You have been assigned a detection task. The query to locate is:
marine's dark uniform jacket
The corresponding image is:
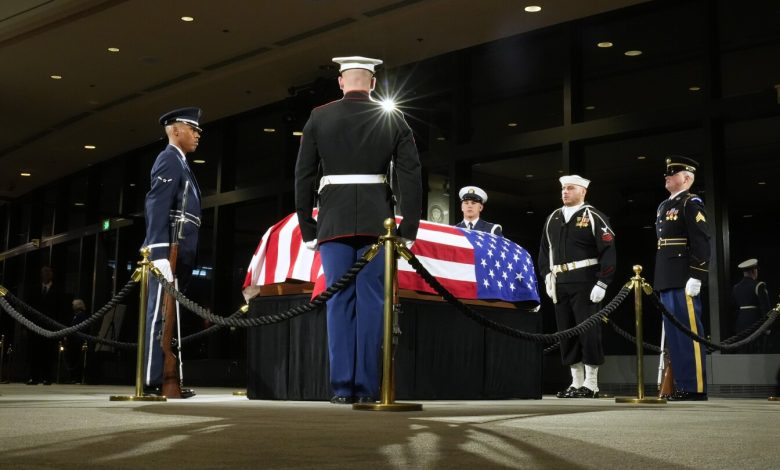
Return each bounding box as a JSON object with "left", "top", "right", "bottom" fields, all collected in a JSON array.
[
  {"left": 538, "top": 205, "right": 616, "bottom": 285},
  {"left": 455, "top": 219, "right": 503, "bottom": 236},
  {"left": 143, "top": 144, "right": 201, "bottom": 265},
  {"left": 653, "top": 191, "right": 710, "bottom": 291},
  {"left": 295, "top": 91, "right": 422, "bottom": 243},
  {"left": 732, "top": 277, "right": 771, "bottom": 315}
]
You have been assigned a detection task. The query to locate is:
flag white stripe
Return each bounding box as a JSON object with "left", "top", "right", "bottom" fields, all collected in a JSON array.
[
  {"left": 273, "top": 217, "right": 298, "bottom": 282},
  {"left": 415, "top": 227, "right": 472, "bottom": 247},
  {"left": 398, "top": 255, "right": 476, "bottom": 282}
]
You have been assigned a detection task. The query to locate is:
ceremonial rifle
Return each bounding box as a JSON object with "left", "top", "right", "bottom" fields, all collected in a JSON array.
[{"left": 161, "top": 180, "right": 189, "bottom": 398}]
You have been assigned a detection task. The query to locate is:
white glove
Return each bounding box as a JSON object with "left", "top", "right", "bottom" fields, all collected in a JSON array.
[
  {"left": 589, "top": 284, "right": 606, "bottom": 303},
  {"left": 403, "top": 238, "right": 415, "bottom": 249},
  {"left": 685, "top": 278, "right": 701, "bottom": 297},
  {"left": 544, "top": 273, "right": 555, "bottom": 299},
  {"left": 152, "top": 258, "right": 173, "bottom": 282},
  {"left": 304, "top": 239, "right": 318, "bottom": 251},
  {"left": 531, "top": 304, "right": 541, "bottom": 313}
]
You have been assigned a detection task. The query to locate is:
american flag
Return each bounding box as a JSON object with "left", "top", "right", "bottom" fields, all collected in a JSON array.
[{"left": 242, "top": 213, "right": 540, "bottom": 304}]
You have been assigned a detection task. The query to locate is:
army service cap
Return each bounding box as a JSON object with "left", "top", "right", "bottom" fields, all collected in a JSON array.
[{"left": 666, "top": 155, "right": 699, "bottom": 176}]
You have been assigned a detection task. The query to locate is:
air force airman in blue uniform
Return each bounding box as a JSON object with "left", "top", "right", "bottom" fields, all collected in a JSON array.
[
  {"left": 142, "top": 107, "right": 202, "bottom": 398},
  {"left": 654, "top": 156, "right": 710, "bottom": 401},
  {"left": 295, "top": 56, "right": 422, "bottom": 404},
  {"left": 454, "top": 186, "right": 503, "bottom": 236}
]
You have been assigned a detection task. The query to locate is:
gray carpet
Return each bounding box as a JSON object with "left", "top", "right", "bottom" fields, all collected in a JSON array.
[{"left": 1, "top": 384, "right": 778, "bottom": 469}]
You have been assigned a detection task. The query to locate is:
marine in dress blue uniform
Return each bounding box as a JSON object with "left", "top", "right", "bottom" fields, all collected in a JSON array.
[
  {"left": 295, "top": 56, "right": 422, "bottom": 404},
  {"left": 654, "top": 156, "right": 710, "bottom": 401},
  {"left": 732, "top": 258, "right": 771, "bottom": 353},
  {"left": 142, "top": 107, "right": 202, "bottom": 398},
  {"left": 538, "top": 175, "right": 616, "bottom": 398},
  {"left": 454, "top": 186, "right": 503, "bottom": 236}
]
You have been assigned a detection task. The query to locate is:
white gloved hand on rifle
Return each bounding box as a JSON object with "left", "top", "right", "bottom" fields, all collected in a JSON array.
[
  {"left": 304, "top": 239, "right": 318, "bottom": 251},
  {"left": 589, "top": 284, "right": 606, "bottom": 303},
  {"left": 685, "top": 277, "right": 701, "bottom": 297},
  {"left": 544, "top": 273, "right": 555, "bottom": 300},
  {"left": 152, "top": 258, "right": 173, "bottom": 282}
]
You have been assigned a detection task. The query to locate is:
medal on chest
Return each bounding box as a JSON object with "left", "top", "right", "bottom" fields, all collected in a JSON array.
[
  {"left": 665, "top": 208, "right": 679, "bottom": 221},
  {"left": 575, "top": 214, "right": 590, "bottom": 228}
]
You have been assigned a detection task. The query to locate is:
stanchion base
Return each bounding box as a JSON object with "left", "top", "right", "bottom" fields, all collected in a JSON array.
[
  {"left": 353, "top": 402, "right": 423, "bottom": 412},
  {"left": 768, "top": 396, "right": 779, "bottom": 401},
  {"left": 597, "top": 393, "right": 614, "bottom": 399},
  {"left": 109, "top": 395, "right": 167, "bottom": 402},
  {"left": 615, "top": 396, "right": 667, "bottom": 404},
  {"left": 233, "top": 390, "right": 247, "bottom": 396}
]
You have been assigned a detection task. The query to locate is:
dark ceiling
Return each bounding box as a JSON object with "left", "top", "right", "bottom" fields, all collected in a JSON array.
[{"left": 0, "top": 0, "right": 647, "bottom": 200}]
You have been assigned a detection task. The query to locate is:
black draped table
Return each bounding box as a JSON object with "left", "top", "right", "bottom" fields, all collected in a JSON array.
[{"left": 247, "top": 289, "right": 542, "bottom": 400}]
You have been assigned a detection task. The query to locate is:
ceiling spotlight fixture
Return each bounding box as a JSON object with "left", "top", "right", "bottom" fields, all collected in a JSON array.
[
  {"left": 263, "top": 128, "right": 276, "bottom": 133},
  {"left": 436, "top": 136, "right": 446, "bottom": 141},
  {"left": 107, "top": 47, "right": 120, "bottom": 52},
  {"left": 507, "top": 122, "right": 518, "bottom": 127},
  {"left": 525, "top": 174, "right": 534, "bottom": 178},
  {"left": 74, "top": 202, "right": 85, "bottom": 207},
  {"left": 597, "top": 42, "right": 613, "bottom": 48},
  {"left": 20, "top": 172, "right": 31, "bottom": 177},
  {"left": 758, "top": 181, "right": 766, "bottom": 185},
  {"left": 292, "top": 131, "right": 303, "bottom": 136},
  {"left": 688, "top": 86, "right": 701, "bottom": 91},
  {"left": 637, "top": 155, "right": 646, "bottom": 160},
  {"left": 585, "top": 105, "right": 596, "bottom": 110},
  {"left": 50, "top": 75, "right": 62, "bottom": 80},
  {"left": 129, "top": 183, "right": 136, "bottom": 187},
  {"left": 743, "top": 214, "right": 753, "bottom": 218},
  {"left": 526, "top": 210, "right": 535, "bottom": 215},
  {"left": 84, "top": 145, "right": 96, "bottom": 150},
  {"left": 192, "top": 159, "right": 206, "bottom": 164},
  {"left": 524, "top": 6, "right": 542, "bottom": 13},
  {"left": 181, "top": 16, "right": 195, "bottom": 22},
  {"left": 624, "top": 50, "right": 643, "bottom": 57}
]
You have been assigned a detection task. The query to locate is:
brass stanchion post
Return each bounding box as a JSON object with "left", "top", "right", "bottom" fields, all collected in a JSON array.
[
  {"left": 56, "top": 340, "right": 64, "bottom": 384},
  {"left": 233, "top": 304, "right": 250, "bottom": 397},
  {"left": 353, "top": 219, "right": 422, "bottom": 412},
  {"left": 616, "top": 265, "right": 666, "bottom": 404},
  {"left": 110, "top": 248, "right": 166, "bottom": 401},
  {"left": 80, "top": 340, "right": 88, "bottom": 384},
  {"left": 0, "top": 334, "right": 6, "bottom": 384}
]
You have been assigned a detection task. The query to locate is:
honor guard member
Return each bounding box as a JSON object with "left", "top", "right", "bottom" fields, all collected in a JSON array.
[
  {"left": 654, "top": 156, "right": 710, "bottom": 401},
  {"left": 732, "top": 258, "right": 771, "bottom": 353},
  {"left": 294, "top": 56, "right": 422, "bottom": 404},
  {"left": 538, "top": 175, "right": 616, "bottom": 398},
  {"left": 454, "top": 186, "right": 503, "bottom": 236},
  {"left": 142, "top": 107, "right": 203, "bottom": 398}
]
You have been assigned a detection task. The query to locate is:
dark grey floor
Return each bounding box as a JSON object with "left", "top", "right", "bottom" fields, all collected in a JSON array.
[{"left": 1, "top": 384, "right": 778, "bottom": 469}]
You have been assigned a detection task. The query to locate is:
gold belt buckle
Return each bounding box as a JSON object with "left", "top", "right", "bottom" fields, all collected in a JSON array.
[{"left": 561, "top": 264, "right": 569, "bottom": 272}]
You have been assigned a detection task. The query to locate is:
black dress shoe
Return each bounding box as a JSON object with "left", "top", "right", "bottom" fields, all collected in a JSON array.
[
  {"left": 143, "top": 385, "right": 163, "bottom": 396},
  {"left": 26, "top": 379, "right": 39, "bottom": 385},
  {"left": 571, "top": 386, "right": 599, "bottom": 398},
  {"left": 179, "top": 388, "right": 196, "bottom": 399},
  {"left": 667, "top": 390, "right": 708, "bottom": 401},
  {"left": 355, "top": 396, "right": 376, "bottom": 404},
  {"left": 330, "top": 395, "right": 354, "bottom": 404},
  {"left": 556, "top": 386, "right": 577, "bottom": 398}
]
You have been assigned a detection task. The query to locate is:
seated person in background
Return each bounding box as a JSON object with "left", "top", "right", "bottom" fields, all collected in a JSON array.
[{"left": 454, "top": 186, "right": 502, "bottom": 236}]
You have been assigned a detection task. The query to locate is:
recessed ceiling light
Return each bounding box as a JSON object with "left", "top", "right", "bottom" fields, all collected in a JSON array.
[
  {"left": 585, "top": 105, "right": 596, "bottom": 110},
  {"left": 20, "top": 172, "right": 31, "bottom": 177},
  {"left": 84, "top": 145, "right": 96, "bottom": 150},
  {"left": 743, "top": 214, "right": 753, "bottom": 218},
  {"left": 292, "top": 131, "right": 303, "bottom": 136},
  {"left": 181, "top": 16, "right": 194, "bottom": 22},
  {"left": 758, "top": 181, "right": 766, "bottom": 185},
  {"left": 436, "top": 136, "right": 446, "bottom": 141},
  {"left": 597, "top": 42, "right": 613, "bottom": 48},
  {"left": 129, "top": 183, "right": 136, "bottom": 187},
  {"left": 192, "top": 159, "right": 206, "bottom": 164},
  {"left": 628, "top": 199, "right": 634, "bottom": 203},
  {"left": 507, "top": 122, "right": 518, "bottom": 127},
  {"left": 624, "top": 50, "right": 643, "bottom": 57},
  {"left": 637, "top": 155, "right": 646, "bottom": 160},
  {"left": 526, "top": 210, "right": 535, "bottom": 215},
  {"left": 50, "top": 75, "right": 62, "bottom": 80},
  {"left": 525, "top": 174, "right": 534, "bottom": 178},
  {"left": 643, "top": 225, "right": 652, "bottom": 229},
  {"left": 107, "top": 47, "right": 120, "bottom": 52},
  {"left": 263, "top": 128, "right": 276, "bottom": 133},
  {"left": 74, "top": 202, "right": 85, "bottom": 206},
  {"left": 688, "top": 86, "right": 701, "bottom": 91},
  {"left": 524, "top": 6, "right": 542, "bottom": 13}
]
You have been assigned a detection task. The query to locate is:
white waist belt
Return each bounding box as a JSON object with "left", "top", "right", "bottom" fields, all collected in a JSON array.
[
  {"left": 552, "top": 258, "right": 598, "bottom": 274},
  {"left": 318, "top": 174, "right": 386, "bottom": 193}
]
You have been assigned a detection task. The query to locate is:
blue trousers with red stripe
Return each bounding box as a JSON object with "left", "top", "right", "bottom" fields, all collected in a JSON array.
[
  {"left": 319, "top": 238, "right": 385, "bottom": 399},
  {"left": 659, "top": 289, "right": 707, "bottom": 393}
]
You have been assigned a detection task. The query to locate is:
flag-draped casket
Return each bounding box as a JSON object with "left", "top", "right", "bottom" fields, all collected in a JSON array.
[{"left": 242, "top": 213, "right": 540, "bottom": 305}]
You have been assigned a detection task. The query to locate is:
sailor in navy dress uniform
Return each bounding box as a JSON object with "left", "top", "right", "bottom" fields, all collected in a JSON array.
[
  {"left": 732, "top": 258, "right": 771, "bottom": 353},
  {"left": 142, "top": 107, "right": 202, "bottom": 398},
  {"left": 538, "top": 175, "right": 616, "bottom": 398},
  {"left": 654, "top": 156, "right": 710, "bottom": 401},
  {"left": 454, "top": 186, "right": 503, "bottom": 236},
  {"left": 294, "top": 56, "right": 422, "bottom": 404}
]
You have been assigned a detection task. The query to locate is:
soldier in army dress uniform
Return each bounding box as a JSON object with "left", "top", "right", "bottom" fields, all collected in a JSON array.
[
  {"left": 539, "top": 175, "right": 616, "bottom": 398},
  {"left": 454, "top": 186, "right": 503, "bottom": 236},
  {"left": 654, "top": 156, "right": 710, "bottom": 401},
  {"left": 142, "top": 107, "right": 203, "bottom": 398},
  {"left": 295, "top": 56, "right": 422, "bottom": 404}
]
